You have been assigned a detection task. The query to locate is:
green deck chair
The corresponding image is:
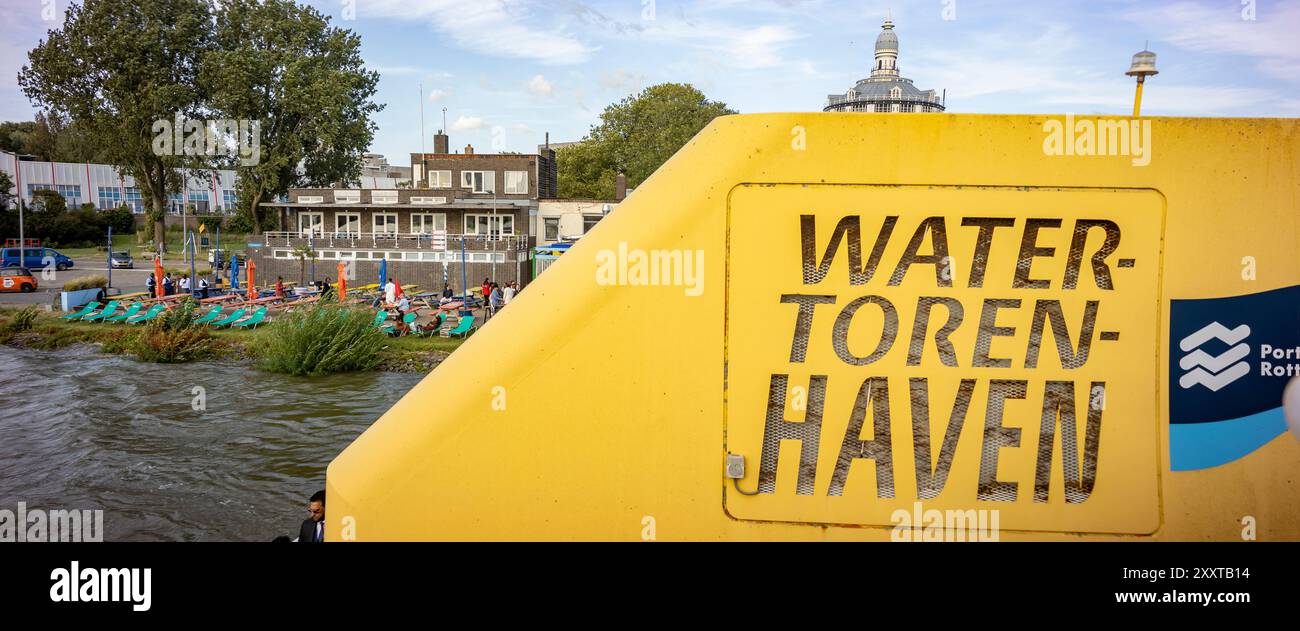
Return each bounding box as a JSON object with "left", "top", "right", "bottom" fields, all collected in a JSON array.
[
  {"left": 193, "top": 305, "right": 225, "bottom": 324},
  {"left": 103, "top": 302, "right": 143, "bottom": 323},
  {"left": 447, "top": 315, "right": 475, "bottom": 338},
  {"left": 230, "top": 307, "right": 267, "bottom": 329},
  {"left": 209, "top": 308, "right": 247, "bottom": 328},
  {"left": 127, "top": 304, "right": 166, "bottom": 324},
  {"left": 82, "top": 300, "right": 120, "bottom": 322},
  {"left": 371, "top": 310, "right": 390, "bottom": 328},
  {"left": 62, "top": 301, "right": 100, "bottom": 320},
  {"left": 415, "top": 313, "right": 445, "bottom": 337}
]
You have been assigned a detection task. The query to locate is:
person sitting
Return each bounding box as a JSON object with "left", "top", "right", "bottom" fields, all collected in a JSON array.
[
  {"left": 397, "top": 294, "right": 410, "bottom": 313},
  {"left": 440, "top": 284, "right": 454, "bottom": 304},
  {"left": 418, "top": 313, "right": 444, "bottom": 335}
]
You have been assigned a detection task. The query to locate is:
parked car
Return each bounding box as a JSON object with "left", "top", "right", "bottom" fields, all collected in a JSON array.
[
  {"left": 1, "top": 247, "right": 73, "bottom": 270},
  {"left": 0, "top": 266, "right": 37, "bottom": 292},
  {"left": 110, "top": 251, "right": 134, "bottom": 269}
]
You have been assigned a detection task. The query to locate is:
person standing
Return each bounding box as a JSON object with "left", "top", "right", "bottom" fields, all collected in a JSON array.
[
  {"left": 384, "top": 277, "right": 397, "bottom": 305},
  {"left": 145, "top": 273, "right": 156, "bottom": 296},
  {"left": 162, "top": 273, "right": 174, "bottom": 296},
  {"left": 503, "top": 281, "right": 516, "bottom": 305},
  {"left": 298, "top": 490, "right": 326, "bottom": 543},
  {"left": 489, "top": 282, "right": 504, "bottom": 318},
  {"left": 179, "top": 274, "right": 191, "bottom": 295},
  {"left": 197, "top": 276, "right": 209, "bottom": 299},
  {"left": 275, "top": 276, "right": 285, "bottom": 299}
]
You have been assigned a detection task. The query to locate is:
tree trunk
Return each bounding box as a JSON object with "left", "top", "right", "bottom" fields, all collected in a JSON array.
[
  {"left": 153, "top": 193, "right": 167, "bottom": 255},
  {"left": 248, "top": 189, "right": 264, "bottom": 235}
]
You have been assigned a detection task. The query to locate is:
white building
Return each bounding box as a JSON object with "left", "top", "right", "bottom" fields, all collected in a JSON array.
[
  {"left": 824, "top": 17, "right": 945, "bottom": 113},
  {"left": 0, "top": 150, "right": 406, "bottom": 214}
]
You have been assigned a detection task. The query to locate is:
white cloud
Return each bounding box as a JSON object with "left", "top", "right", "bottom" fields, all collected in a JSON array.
[
  {"left": 358, "top": 0, "right": 596, "bottom": 65},
  {"left": 527, "top": 75, "right": 554, "bottom": 97},
  {"left": 1119, "top": 1, "right": 1300, "bottom": 83},
  {"left": 599, "top": 69, "right": 645, "bottom": 94},
  {"left": 428, "top": 89, "right": 452, "bottom": 102},
  {"left": 452, "top": 115, "right": 485, "bottom": 131}
]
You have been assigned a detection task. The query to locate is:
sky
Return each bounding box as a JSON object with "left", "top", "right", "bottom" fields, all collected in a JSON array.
[{"left": 1, "top": 0, "right": 1297, "bottom": 161}]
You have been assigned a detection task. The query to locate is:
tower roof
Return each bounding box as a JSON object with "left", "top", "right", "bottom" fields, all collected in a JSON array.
[{"left": 875, "top": 18, "right": 898, "bottom": 51}]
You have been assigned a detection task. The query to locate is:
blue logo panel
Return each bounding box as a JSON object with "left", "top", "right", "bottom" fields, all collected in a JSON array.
[{"left": 1168, "top": 285, "right": 1299, "bottom": 470}]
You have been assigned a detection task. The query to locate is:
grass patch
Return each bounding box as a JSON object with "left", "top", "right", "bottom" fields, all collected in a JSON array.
[
  {"left": 129, "top": 297, "right": 214, "bottom": 363},
  {"left": 257, "top": 300, "right": 388, "bottom": 376},
  {"left": 62, "top": 275, "right": 109, "bottom": 291}
]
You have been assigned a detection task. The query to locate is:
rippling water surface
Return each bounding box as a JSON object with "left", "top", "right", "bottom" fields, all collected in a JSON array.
[{"left": 0, "top": 345, "right": 422, "bottom": 541}]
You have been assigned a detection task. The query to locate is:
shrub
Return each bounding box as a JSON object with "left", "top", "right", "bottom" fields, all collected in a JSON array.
[
  {"left": 258, "top": 300, "right": 385, "bottom": 376},
  {"left": 7, "top": 306, "right": 39, "bottom": 332},
  {"left": 129, "top": 297, "right": 213, "bottom": 363},
  {"left": 62, "top": 275, "right": 108, "bottom": 291}
]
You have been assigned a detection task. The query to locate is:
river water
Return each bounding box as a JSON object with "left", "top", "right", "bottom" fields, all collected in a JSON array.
[{"left": 0, "top": 344, "right": 422, "bottom": 541}]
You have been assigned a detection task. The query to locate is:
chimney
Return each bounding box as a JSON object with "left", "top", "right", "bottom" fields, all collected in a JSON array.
[
  {"left": 615, "top": 173, "right": 627, "bottom": 201},
  {"left": 433, "top": 130, "right": 449, "bottom": 154},
  {"left": 545, "top": 132, "right": 550, "bottom": 150},
  {"left": 464, "top": 144, "right": 474, "bottom": 155}
]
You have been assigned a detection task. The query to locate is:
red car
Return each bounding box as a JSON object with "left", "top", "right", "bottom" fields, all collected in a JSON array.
[{"left": 0, "top": 266, "right": 37, "bottom": 292}]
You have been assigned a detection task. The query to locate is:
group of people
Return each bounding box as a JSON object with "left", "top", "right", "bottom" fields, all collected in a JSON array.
[
  {"left": 146, "top": 271, "right": 217, "bottom": 299},
  {"left": 481, "top": 278, "right": 519, "bottom": 318}
]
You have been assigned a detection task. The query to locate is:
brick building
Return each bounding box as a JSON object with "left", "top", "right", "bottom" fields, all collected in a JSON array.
[{"left": 257, "top": 132, "right": 556, "bottom": 293}]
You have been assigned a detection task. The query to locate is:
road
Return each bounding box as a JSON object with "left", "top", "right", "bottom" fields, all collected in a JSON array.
[{"left": 0, "top": 256, "right": 156, "bottom": 308}]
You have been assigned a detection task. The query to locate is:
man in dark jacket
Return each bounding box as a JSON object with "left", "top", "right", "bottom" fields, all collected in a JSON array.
[{"left": 298, "top": 490, "right": 326, "bottom": 543}]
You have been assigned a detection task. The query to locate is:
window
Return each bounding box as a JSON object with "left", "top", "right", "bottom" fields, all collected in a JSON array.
[
  {"left": 221, "top": 189, "right": 236, "bottom": 211},
  {"left": 543, "top": 217, "right": 560, "bottom": 241},
  {"left": 428, "top": 170, "right": 452, "bottom": 189},
  {"left": 583, "top": 215, "right": 602, "bottom": 233},
  {"left": 460, "top": 171, "right": 494, "bottom": 193},
  {"left": 504, "top": 171, "right": 528, "bottom": 194},
  {"left": 335, "top": 212, "right": 360, "bottom": 236},
  {"left": 188, "top": 190, "right": 210, "bottom": 213},
  {"left": 410, "top": 196, "right": 447, "bottom": 205},
  {"left": 410, "top": 213, "right": 446, "bottom": 234},
  {"left": 27, "top": 184, "right": 82, "bottom": 207},
  {"left": 124, "top": 187, "right": 145, "bottom": 213},
  {"left": 464, "top": 214, "right": 514, "bottom": 238},
  {"left": 890, "top": 87, "right": 902, "bottom": 98},
  {"left": 98, "top": 187, "right": 123, "bottom": 209},
  {"left": 298, "top": 212, "right": 324, "bottom": 236},
  {"left": 335, "top": 190, "right": 360, "bottom": 204},
  {"left": 371, "top": 190, "right": 398, "bottom": 204},
  {"left": 373, "top": 213, "right": 398, "bottom": 234}
]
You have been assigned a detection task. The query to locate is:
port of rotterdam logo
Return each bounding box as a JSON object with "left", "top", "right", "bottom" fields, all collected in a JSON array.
[{"left": 1169, "top": 285, "right": 1299, "bottom": 470}]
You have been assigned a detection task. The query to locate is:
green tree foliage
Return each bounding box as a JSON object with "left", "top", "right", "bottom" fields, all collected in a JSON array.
[
  {"left": 19, "top": 0, "right": 212, "bottom": 252},
  {"left": 132, "top": 296, "right": 213, "bottom": 363},
  {"left": 203, "top": 0, "right": 381, "bottom": 234},
  {"left": 557, "top": 83, "right": 735, "bottom": 199}
]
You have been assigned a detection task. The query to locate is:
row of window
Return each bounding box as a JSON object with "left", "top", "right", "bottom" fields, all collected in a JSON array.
[
  {"left": 540, "top": 215, "right": 603, "bottom": 241},
  {"left": 413, "top": 169, "right": 529, "bottom": 194},
  {"left": 26, "top": 184, "right": 237, "bottom": 213},
  {"left": 296, "top": 212, "right": 516, "bottom": 237}
]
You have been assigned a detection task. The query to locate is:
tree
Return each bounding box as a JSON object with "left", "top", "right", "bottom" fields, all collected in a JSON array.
[
  {"left": 203, "top": 0, "right": 381, "bottom": 234},
  {"left": 557, "top": 83, "right": 735, "bottom": 199},
  {"left": 19, "top": 0, "right": 213, "bottom": 253},
  {"left": 292, "top": 244, "right": 316, "bottom": 286}
]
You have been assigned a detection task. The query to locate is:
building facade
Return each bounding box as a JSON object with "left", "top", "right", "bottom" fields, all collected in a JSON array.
[
  {"left": 259, "top": 133, "right": 558, "bottom": 291},
  {"left": 1, "top": 150, "right": 239, "bottom": 215},
  {"left": 824, "top": 18, "right": 945, "bottom": 113}
]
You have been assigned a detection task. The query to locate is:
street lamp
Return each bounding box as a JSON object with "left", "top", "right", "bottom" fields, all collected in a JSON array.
[{"left": 1126, "top": 45, "right": 1158, "bottom": 117}]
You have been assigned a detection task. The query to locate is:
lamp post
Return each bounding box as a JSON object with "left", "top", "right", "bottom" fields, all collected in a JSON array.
[{"left": 1126, "top": 45, "right": 1158, "bottom": 117}]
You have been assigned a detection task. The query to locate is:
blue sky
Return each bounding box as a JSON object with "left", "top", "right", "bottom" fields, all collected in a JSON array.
[{"left": 1, "top": 0, "right": 1297, "bottom": 161}]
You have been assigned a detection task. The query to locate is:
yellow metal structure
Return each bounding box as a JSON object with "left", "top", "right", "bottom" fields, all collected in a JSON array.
[{"left": 327, "top": 114, "right": 1299, "bottom": 541}]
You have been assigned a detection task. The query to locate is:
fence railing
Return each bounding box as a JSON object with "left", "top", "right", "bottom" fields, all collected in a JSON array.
[{"left": 263, "top": 231, "right": 530, "bottom": 251}]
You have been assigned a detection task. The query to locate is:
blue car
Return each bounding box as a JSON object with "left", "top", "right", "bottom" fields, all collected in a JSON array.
[{"left": 1, "top": 247, "right": 74, "bottom": 271}]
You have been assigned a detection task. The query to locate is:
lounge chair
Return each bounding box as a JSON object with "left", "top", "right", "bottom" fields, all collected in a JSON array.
[
  {"left": 103, "top": 303, "right": 143, "bottom": 323},
  {"left": 446, "top": 315, "right": 475, "bottom": 338},
  {"left": 230, "top": 307, "right": 267, "bottom": 329},
  {"left": 62, "top": 301, "right": 100, "bottom": 320},
  {"left": 371, "top": 310, "right": 389, "bottom": 328},
  {"left": 193, "top": 305, "right": 224, "bottom": 324},
  {"left": 381, "top": 312, "right": 417, "bottom": 336},
  {"left": 82, "top": 300, "right": 120, "bottom": 322},
  {"left": 127, "top": 304, "right": 166, "bottom": 324},
  {"left": 414, "top": 313, "right": 444, "bottom": 337},
  {"left": 209, "top": 308, "right": 247, "bottom": 328}
]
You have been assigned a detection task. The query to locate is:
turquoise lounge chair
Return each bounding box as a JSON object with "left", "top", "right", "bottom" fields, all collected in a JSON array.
[
  {"left": 415, "top": 313, "right": 444, "bottom": 337},
  {"left": 82, "top": 300, "right": 120, "bottom": 322},
  {"left": 103, "top": 303, "right": 143, "bottom": 323},
  {"left": 371, "top": 310, "right": 389, "bottom": 328},
  {"left": 230, "top": 307, "right": 267, "bottom": 329},
  {"left": 381, "top": 312, "right": 416, "bottom": 336},
  {"left": 446, "top": 315, "right": 475, "bottom": 338},
  {"left": 209, "top": 308, "right": 247, "bottom": 328},
  {"left": 62, "top": 301, "right": 100, "bottom": 320},
  {"left": 193, "top": 305, "right": 224, "bottom": 324},
  {"left": 127, "top": 304, "right": 166, "bottom": 324}
]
